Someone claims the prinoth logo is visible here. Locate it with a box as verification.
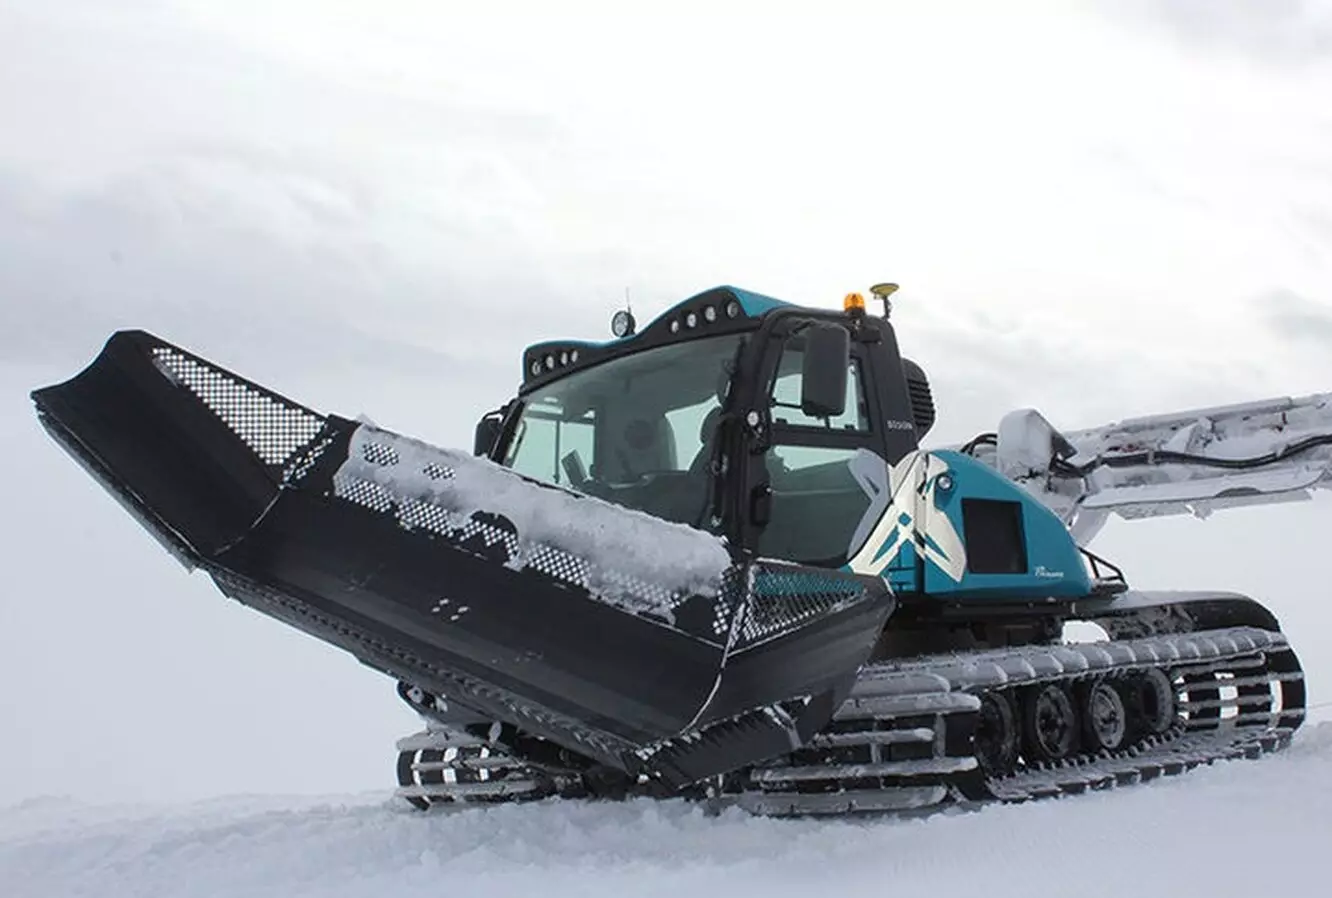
[884,419,916,431]
[1034,566,1065,579]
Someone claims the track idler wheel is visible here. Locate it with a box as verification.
[1077,679,1128,752]
[396,749,432,810]
[1021,683,1080,762]
[1121,668,1177,739]
[974,691,1021,777]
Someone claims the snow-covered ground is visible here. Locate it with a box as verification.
[4,723,1331,898]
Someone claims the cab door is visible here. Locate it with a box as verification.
[739,317,910,569]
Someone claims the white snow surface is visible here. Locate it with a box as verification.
[4,722,1332,898]
[339,425,732,607]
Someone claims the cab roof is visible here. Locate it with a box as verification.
[519,285,796,390]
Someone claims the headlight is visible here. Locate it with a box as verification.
[611,309,637,338]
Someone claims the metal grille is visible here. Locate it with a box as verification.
[329,443,877,648]
[589,568,681,617]
[284,434,335,484]
[330,434,731,635]
[906,375,935,435]
[397,495,458,537]
[362,441,400,467]
[526,544,591,588]
[738,567,870,646]
[709,566,750,639]
[334,474,395,513]
[330,431,872,648]
[456,513,522,557]
[151,348,325,466]
[714,602,734,637]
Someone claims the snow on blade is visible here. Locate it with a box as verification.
[336,425,732,613]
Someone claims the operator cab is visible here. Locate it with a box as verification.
[503,330,743,529]
[477,286,935,570]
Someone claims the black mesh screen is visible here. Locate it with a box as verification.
[961,498,1028,575]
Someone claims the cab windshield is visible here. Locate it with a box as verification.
[502,334,745,531]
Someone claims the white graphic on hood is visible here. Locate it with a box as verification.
[845,449,967,583]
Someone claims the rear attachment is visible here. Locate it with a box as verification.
[32,330,894,787]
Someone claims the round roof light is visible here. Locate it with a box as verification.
[544,354,555,370]
[703,305,717,322]
[685,311,698,329]
[670,319,681,333]
[726,300,740,319]
[559,350,569,365]
[611,309,637,338]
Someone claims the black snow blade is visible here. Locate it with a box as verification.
[31,331,895,787]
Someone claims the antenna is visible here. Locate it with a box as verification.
[869,282,899,319]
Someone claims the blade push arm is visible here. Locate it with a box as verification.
[949,392,1332,545]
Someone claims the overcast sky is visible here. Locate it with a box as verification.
[4,0,1332,430]
[2,0,1331,806]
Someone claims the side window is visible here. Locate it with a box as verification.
[769,349,869,432]
[503,400,595,486]
[757,444,871,563]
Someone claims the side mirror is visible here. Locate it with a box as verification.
[473,411,503,457]
[800,324,850,418]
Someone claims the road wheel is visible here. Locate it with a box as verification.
[975,690,1021,777]
[1121,668,1177,738]
[1079,679,1128,752]
[1021,683,1080,762]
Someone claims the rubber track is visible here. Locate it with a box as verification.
[395,731,571,806]
[735,625,1304,815]
[396,626,1304,815]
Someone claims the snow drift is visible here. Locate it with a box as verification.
[3,721,1330,898]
